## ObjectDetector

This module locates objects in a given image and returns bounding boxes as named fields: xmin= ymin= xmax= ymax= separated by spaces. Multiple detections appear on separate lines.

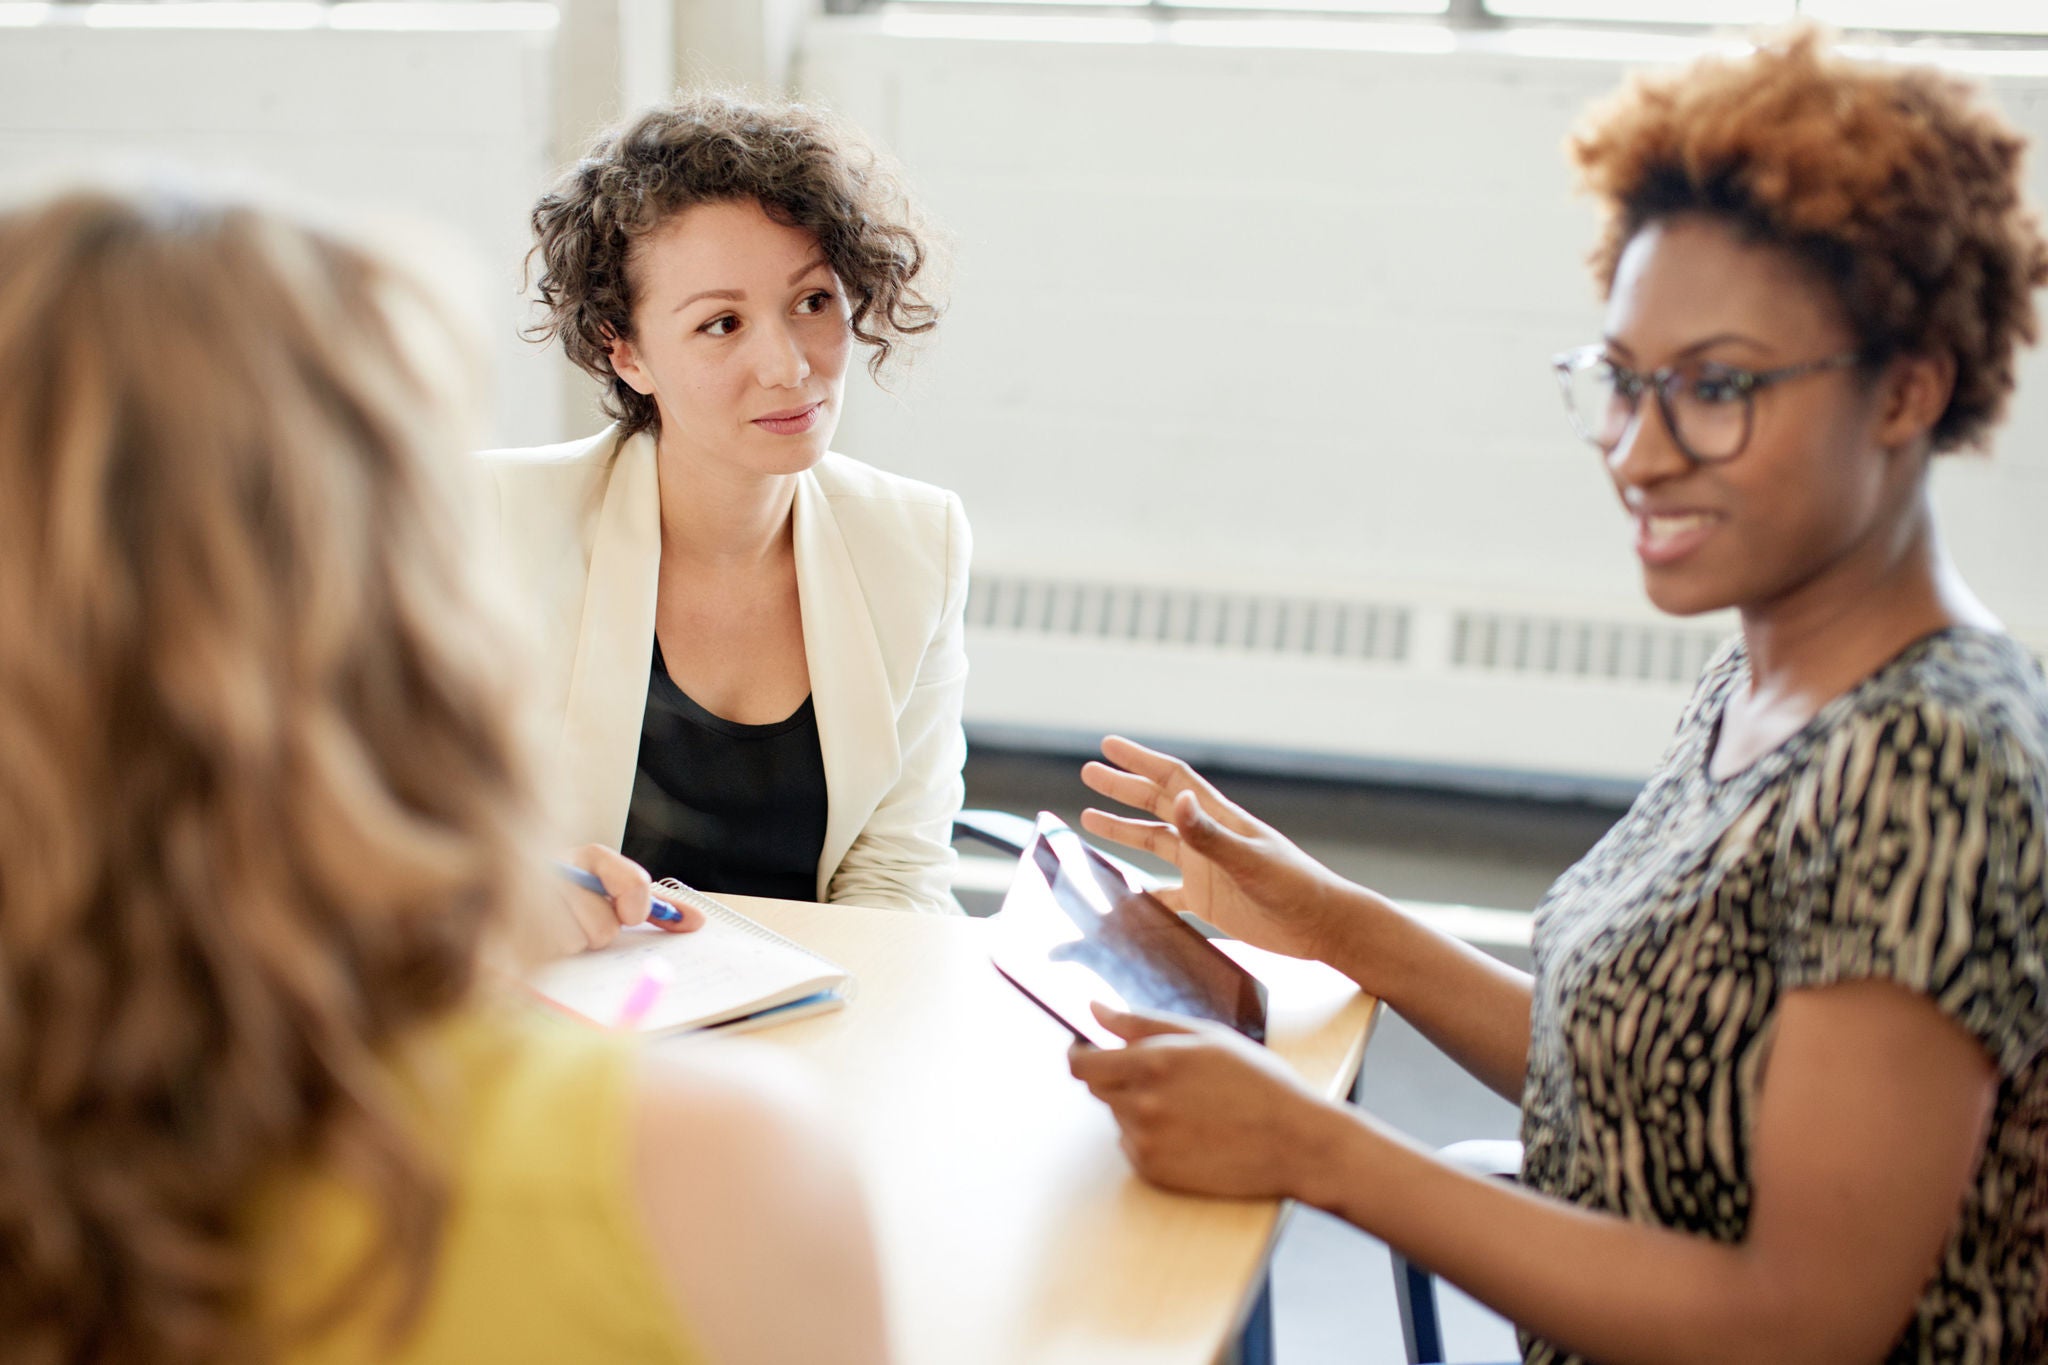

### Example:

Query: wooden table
xmin=711 ymin=896 xmax=1379 ymax=1365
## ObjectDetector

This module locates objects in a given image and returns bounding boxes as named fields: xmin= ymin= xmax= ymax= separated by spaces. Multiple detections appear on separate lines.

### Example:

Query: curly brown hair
xmin=526 ymin=92 xmax=943 ymax=438
xmin=0 ymin=189 xmax=552 ymax=1363
xmin=1568 ymin=26 xmax=2048 ymax=452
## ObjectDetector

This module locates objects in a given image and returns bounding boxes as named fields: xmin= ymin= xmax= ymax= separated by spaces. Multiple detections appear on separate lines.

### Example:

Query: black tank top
xmin=619 ymin=639 xmax=828 ymax=902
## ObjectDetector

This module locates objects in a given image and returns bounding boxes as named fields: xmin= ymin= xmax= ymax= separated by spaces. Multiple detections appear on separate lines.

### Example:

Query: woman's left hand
xmin=1067 ymin=1002 xmax=1331 ymax=1200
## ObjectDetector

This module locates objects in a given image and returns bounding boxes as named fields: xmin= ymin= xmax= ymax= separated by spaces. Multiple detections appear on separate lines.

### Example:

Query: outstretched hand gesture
xmin=1080 ymin=735 xmax=1351 ymax=964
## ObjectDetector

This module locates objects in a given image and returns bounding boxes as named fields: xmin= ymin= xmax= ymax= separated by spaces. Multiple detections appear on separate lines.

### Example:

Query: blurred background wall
xmin=1 ymin=0 xmax=2042 ymax=799
xmin=7 ymin=11 xmax=2041 ymax=1357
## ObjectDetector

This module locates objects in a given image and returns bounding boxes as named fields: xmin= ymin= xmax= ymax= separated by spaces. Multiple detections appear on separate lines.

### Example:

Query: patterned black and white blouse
xmin=1519 ymin=627 xmax=2048 ymax=1365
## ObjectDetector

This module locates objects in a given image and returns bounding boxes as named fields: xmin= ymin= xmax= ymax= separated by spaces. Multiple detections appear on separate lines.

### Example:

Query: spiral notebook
xmin=528 ymin=879 xmax=853 ymax=1035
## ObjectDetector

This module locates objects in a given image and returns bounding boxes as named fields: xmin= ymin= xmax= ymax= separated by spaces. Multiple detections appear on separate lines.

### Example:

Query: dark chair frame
xmin=952 ymin=808 xmax=1160 ymax=892
xmin=1390 ymin=1139 xmax=1523 ymax=1365
xmin=950 ymin=807 xmax=1044 ymax=864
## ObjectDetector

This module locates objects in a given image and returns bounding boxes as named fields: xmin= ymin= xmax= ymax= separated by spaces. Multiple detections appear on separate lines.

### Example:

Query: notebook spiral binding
xmin=655 ymin=878 xmax=843 ymax=969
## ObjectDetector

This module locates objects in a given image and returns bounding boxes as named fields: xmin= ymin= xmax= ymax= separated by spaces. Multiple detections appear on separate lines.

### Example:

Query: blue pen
xmin=552 ymin=860 xmax=688 ymax=926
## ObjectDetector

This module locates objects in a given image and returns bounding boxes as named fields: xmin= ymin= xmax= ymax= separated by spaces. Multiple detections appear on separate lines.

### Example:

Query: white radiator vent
xmin=967 ymin=574 xmax=1411 ymax=663
xmin=966 ymin=574 xmax=1727 ymax=687
xmin=1449 ymin=612 xmax=1724 ymax=685
xmin=961 ymin=571 xmax=1744 ymax=794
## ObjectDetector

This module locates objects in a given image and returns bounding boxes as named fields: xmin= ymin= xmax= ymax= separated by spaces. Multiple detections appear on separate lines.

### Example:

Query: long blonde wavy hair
xmin=0 ymin=188 xmax=552 ymax=1363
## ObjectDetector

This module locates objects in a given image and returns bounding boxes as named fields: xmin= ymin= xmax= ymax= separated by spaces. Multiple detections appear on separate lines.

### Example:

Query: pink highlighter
xmin=613 ymin=957 xmax=677 ymax=1031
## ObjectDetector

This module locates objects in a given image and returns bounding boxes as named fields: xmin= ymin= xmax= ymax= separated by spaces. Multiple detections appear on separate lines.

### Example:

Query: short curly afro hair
xmin=527 ymin=92 xmax=942 ymax=438
xmin=1568 ymin=26 xmax=2048 ymax=453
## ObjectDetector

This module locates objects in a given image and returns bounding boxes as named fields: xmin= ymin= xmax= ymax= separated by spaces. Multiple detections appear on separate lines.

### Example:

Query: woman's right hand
xmin=1080 ymin=735 xmax=1358 ymax=964
xmin=553 ymin=844 xmax=700 ymax=954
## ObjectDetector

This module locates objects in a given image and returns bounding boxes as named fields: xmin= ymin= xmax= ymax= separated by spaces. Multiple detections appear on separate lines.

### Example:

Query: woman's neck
xmin=653 ymin=431 xmax=798 ymax=568
xmin=1737 ymin=491 xmax=1994 ymax=708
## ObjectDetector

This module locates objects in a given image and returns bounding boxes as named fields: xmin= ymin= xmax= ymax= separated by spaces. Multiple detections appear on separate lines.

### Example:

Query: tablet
xmin=989 ymin=813 xmax=1267 ymax=1049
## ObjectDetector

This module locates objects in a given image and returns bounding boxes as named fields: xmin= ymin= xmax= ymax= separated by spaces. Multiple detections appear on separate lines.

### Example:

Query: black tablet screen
xmin=990 ymin=817 xmax=1267 ymax=1047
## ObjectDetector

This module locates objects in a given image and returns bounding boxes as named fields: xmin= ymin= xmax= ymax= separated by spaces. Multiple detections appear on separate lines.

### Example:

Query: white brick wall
xmin=2 ymin=13 xmax=2040 ymax=784
xmin=802 ymin=20 xmax=2048 ymax=633
xmin=798 ymin=21 xmax=2048 ymax=784
xmin=0 ymin=13 xmax=561 ymax=447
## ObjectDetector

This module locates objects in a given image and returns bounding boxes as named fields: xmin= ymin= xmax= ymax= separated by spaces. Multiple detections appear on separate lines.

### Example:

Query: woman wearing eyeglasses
xmin=1069 ymin=30 xmax=2048 ymax=1365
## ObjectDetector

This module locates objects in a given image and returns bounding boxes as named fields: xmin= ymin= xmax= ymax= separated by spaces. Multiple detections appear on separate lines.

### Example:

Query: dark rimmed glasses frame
xmin=1552 ymin=345 xmax=1864 ymax=464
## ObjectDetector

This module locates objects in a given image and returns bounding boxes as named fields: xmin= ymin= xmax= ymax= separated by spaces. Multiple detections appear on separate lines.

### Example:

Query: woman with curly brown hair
xmin=0 ymin=186 xmax=889 ymax=1365
xmin=493 ymin=93 xmax=968 ymax=927
xmin=1066 ymin=30 xmax=2048 ymax=1365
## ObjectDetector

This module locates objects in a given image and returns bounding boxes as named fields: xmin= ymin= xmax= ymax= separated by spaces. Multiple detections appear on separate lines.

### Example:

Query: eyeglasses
xmin=1552 ymin=345 xmax=1863 ymax=464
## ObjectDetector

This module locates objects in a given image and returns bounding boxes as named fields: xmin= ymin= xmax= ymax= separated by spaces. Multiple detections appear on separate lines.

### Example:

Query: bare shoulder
xmin=627 ymin=1042 xmax=889 ymax=1365
xmin=629 ymin=1040 xmax=838 ymax=1176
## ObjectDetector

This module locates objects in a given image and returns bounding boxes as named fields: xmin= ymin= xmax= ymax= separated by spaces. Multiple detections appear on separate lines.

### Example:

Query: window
xmin=1486 ymin=1 xmax=1789 ymax=19
xmin=859 ymin=0 xmax=2048 ymax=40
xmin=1489 ymin=0 xmax=2048 ymax=31
xmin=901 ymin=0 xmax=1445 ymax=9
xmin=1800 ymin=0 xmax=2048 ymax=35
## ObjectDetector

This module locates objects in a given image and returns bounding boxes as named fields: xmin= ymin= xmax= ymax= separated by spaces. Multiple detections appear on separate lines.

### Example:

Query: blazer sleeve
xmin=825 ymin=492 xmax=972 ymax=915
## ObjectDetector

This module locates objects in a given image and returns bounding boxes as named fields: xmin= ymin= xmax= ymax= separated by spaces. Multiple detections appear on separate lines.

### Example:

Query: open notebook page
xmin=528 ymin=888 xmax=850 ymax=1034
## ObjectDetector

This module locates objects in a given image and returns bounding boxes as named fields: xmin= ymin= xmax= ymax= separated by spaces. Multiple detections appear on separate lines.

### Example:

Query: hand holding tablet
xmin=989 ymin=813 xmax=1268 ymax=1049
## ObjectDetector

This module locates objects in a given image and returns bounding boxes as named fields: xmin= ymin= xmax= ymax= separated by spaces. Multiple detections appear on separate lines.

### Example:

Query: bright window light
xmin=1169 ymin=18 xmax=1456 ymax=48
xmin=1173 ymin=0 xmax=1446 ymax=12
xmin=1804 ymin=0 xmax=2048 ymax=34
xmin=1487 ymin=26 xmax=1742 ymax=61
xmin=48 ymin=2 xmax=557 ymax=31
xmin=82 ymin=2 xmax=324 ymax=27
xmin=889 ymin=0 xmax=1447 ymax=9
xmin=328 ymin=2 xmax=558 ymax=31
xmin=878 ymin=10 xmax=1159 ymax=39
xmin=884 ymin=0 xmax=1155 ymax=6
xmin=1841 ymin=42 xmax=2048 ymax=76
xmin=1485 ymin=0 xmax=1792 ymax=20
xmin=871 ymin=0 xmax=2048 ymax=39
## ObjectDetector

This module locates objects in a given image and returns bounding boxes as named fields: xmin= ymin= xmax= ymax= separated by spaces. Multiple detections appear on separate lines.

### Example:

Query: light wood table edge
xmin=1209 ymin=993 xmax=1382 ymax=1365
xmin=714 ymin=896 xmax=1384 ymax=1365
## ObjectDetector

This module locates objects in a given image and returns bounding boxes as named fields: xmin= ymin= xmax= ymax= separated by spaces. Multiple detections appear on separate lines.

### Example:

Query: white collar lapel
xmin=558 ymin=428 xmax=661 ymax=848
xmin=793 ymin=468 xmax=897 ymax=900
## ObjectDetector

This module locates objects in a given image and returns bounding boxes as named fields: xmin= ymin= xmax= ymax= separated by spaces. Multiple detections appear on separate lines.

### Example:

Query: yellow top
xmin=250 ymin=1005 xmax=703 ymax=1365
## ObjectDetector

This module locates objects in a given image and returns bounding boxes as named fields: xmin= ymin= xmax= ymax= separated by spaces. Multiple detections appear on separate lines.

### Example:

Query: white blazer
xmin=483 ymin=425 xmax=970 ymax=915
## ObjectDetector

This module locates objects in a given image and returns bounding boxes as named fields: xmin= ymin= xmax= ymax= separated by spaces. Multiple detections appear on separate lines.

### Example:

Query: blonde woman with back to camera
xmin=0 ymin=188 xmax=888 ymax=1365
xmin=497 ymin=92 xmax=971 ymax=937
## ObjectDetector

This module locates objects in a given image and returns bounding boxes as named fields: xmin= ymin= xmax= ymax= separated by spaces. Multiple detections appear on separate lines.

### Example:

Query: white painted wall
xmin=802 ymin=21 xmax=2048 ymax=623
xmin=0 ymin=12 xmax=560 ymax=446
xmin=1 ymin=12 xmax=2040 ymax=787
xmin=799 ymin=20 xmax=2048 ymax=786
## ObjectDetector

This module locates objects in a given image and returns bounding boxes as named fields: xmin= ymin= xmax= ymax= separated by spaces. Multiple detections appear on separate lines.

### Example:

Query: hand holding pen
xmin=551 ymin=846 xmax=706 ymax=952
